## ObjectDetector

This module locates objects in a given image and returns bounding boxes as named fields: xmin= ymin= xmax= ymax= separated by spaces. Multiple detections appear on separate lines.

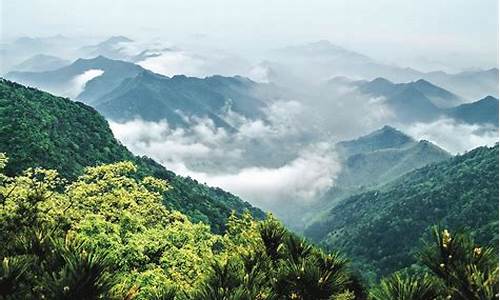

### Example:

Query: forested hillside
xmin=305 ymin=145 xmax=499 ymax=280
xmin=0 ymin=79 xmax=264 ymax=232
xmin=1 ymin=155 xmax=497 ymax=299
xmin=335 ymin=126 xmax=451 ymax=188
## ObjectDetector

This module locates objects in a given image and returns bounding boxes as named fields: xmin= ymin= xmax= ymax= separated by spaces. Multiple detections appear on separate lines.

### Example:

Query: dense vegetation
xmin=0 ymin=156 xmax=367 ymax=299
xmin=298 ymin=126 xmax=450 ymax=232
xmin=0 ymin=155 xmax=497 ymax=299
xmin=305 ymin=145 xmax=499 ymax=280
xmin=0 ymin=79 xmax=264 ymax=233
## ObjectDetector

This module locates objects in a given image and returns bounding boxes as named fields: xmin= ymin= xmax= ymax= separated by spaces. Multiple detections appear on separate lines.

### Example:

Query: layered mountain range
xmin=6 ymin=55 xmax=498 ymax=130
xmin=327 ymin=76 xmax=499 ymax=126
xmin=6 ymin=56 xmax=280 ymax=129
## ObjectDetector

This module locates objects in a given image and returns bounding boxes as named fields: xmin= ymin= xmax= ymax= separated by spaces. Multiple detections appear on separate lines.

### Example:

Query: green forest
xmin=0 ymin=79 xmax=498 ymax=299
xmin=0 ymin=155 xmax=498 ymax=299
xmin=305 ymin=145 xmax=499 ymax=281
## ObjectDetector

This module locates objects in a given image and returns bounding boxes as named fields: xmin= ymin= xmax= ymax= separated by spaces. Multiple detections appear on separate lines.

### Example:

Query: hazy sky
xmin=1 ymin=0 xmax=498 ymax=70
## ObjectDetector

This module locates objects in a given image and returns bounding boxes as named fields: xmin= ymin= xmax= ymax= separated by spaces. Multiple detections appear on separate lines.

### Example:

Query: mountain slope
xmin=11 ymin=54 xmax=70 ymax=72
xmin=79 ymin=35 xmax=134 ymax=60
xmin=304 ymin=145 xmax=499 ymax=279
xmin=270 ymin=41 xmax=497 ymax=100
xmin=95 ymin=70 xmax=269 ymax=127
xmin=269 ymin=40 xmax=422 ymax=83
xmin=385 ymin=86 xmax=441 ymax=122
xmin=358 ymin=77 xmax=463 ymax=109
xmin=356 ymin=77 xmax=500 ymax=125
xmin=0 ymin=78 xmax=265 ymax=232
xmin=336 ymin=125 xmax=415 ymax=157
xmin=5 ymin=56 xmax=145 ymax=103
xmin=297 ymin=126 xmax=451 ymax=230
xmin=337 ymin=138 xmax=451 ymax=188
xmin=445 ymin=96 xmax=499 ymax=126
xmin=331 ymin=126 xmax=450 ymax=197
xmin=423 ymin=68 xmax=499 ymax=100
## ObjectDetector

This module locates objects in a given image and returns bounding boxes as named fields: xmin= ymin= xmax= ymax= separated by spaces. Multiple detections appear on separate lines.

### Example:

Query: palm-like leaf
xmin=370 ymin=272 xmax=442 ymax=300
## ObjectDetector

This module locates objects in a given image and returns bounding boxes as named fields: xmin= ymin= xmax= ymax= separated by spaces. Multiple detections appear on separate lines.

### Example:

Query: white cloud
xmin=109 ymin=104 xmax=342 ymax=215
xmin=67 ymin=69 xmax=104 ymax=98
xmin=247 ymin=64 xmax=271 ymax=83
xmin=403 ymin=119 xmax=498 ymax=154
xmin=162 ymin=143 xmax=341 ymax=212
xmin=137 ymin=50 xmax=206 ymax=77
xmin=109 ymin=118 xmax=237 ymax=163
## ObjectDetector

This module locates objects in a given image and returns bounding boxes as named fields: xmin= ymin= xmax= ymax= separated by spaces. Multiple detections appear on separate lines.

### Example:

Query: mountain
xmin=79 ymin=35 xmax=134 ymax=60
xmin=422 ymin=68 xmax=499 ymax=100
xmin=304 ymin=145 xmax=499 ymax=279
xmin=270 ymin=40 xmax=422 ymax=83
xmin=278 ymin=40 xmax=373 ymax=62
xmin=0 ymin=78 xmax=265 ymax=232
xmin=410 ymin=79 xmax=463 ymax=108
xmin=95 ymin=69 xmax=269 ymax=127
xmin=335 ymin=126 xmax=451 ymax=188
xmin=355 ymin=77 xmax=500 ymax=125
xmin=385 ymin=86 xmax=441 ymax=122
xmin=5 ymin=56 xmax=144 ymax=103
xmin=296 ymin=126 xmax=451 ymax=231
xmin=6 ymin=56 xmax=274 ymax=129
xmin=10 ymin=54 xmax=70 ymax=72
xmin=0 ymin=35 xmax=76 ymax=74
xmin=358 ymin=77 xmax=463 ymax=108
xmin=336 ymin=125 xmax=415 ymax=157
xmin=445 ymin=96 xmax=499 ymax=126
xmin=269 ymin=41 xmax=497 ymax=100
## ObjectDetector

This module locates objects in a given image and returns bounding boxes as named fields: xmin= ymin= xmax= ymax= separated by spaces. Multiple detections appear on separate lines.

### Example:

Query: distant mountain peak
xmin=414 ymin=78 xmax=433 ymax=86
xmin=480 ymin=95 xmax=499 ymax=102
xmin=371 ymin=77 xmax=393 ymax=85
xmin=337 ymin=125 xmax=415 ymax=156
xmin=445 ymin=96 xmax=499 ymax=127
xmin=279 ymin=40 xmax=372 ymax=61
xmin=74 ymin=55 xmax=113 ymax=64
xmin=415 ymin=139 xmax=449 ymax=154
xmin=367 ymin=125 xmax=412 ymax=141
xmin=136 ymin=69 xmax=168 ymax=81
xmin=100 ymin=35 xmax=133 ymax=45
xmin=72 ymin=55 xmax=140 ymax=70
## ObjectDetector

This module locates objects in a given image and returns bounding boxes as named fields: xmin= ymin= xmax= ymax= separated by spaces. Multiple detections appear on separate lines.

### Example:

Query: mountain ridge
xmin=304 ymin=144 xmax=499 ymax=279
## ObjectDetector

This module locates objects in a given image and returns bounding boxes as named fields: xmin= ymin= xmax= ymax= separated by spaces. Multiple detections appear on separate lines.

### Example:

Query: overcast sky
xmin=1 ymin=0 xmax=498 ymax=70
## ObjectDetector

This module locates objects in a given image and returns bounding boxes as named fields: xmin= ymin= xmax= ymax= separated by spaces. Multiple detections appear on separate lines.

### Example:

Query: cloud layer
xmin=403 ymin=118 xmax=498 ymax=154
xmin=109 ymin=100 xmax=343 ymax=216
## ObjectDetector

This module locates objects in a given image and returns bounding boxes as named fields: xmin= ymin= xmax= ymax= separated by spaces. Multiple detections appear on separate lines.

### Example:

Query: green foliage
xmin=305 ymin=145 xmax=499 ymax=279
xmin=371 ymin=227 xmax=499 ymax=300
xmin=370 ymin=272 xmax=442 ymax=300
xmin=195 ymin=219 xmax=367 ymax=300
xmin=418 ymin=227 xmax=499 ymax=300
xmin=0 ymin=157 xmax=365 ymax=299
xmin=0 ymin=78 xmax=264 ymax=233
xmin=40 ymin=238 xmax=115 ymax=300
